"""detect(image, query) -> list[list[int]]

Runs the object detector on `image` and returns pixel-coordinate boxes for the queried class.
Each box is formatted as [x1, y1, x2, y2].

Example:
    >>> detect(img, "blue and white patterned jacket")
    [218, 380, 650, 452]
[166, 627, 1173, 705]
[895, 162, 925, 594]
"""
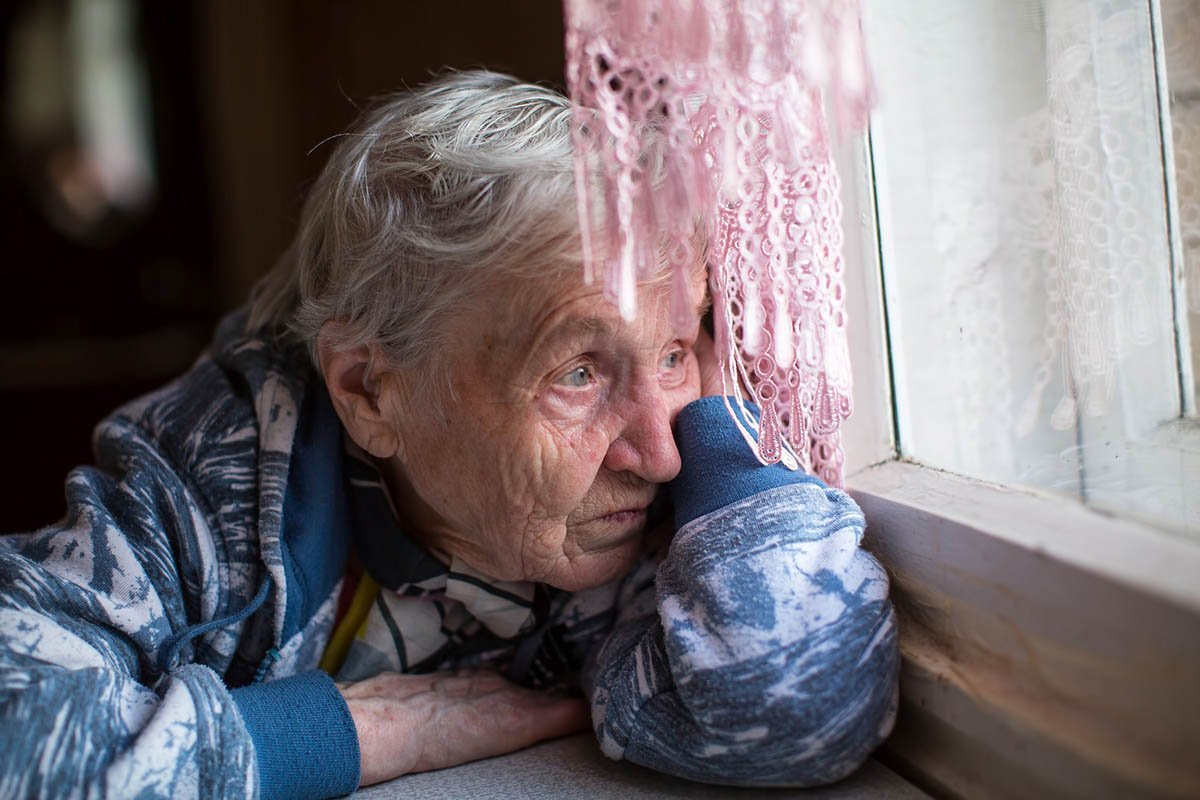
[0, 312, 898, 798]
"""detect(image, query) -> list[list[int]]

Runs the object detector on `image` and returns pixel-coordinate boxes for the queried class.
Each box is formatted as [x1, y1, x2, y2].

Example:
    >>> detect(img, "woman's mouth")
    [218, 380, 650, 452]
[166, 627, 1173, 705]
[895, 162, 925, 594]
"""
[574, 505, 653, 553]
[597, 507, 649, 526]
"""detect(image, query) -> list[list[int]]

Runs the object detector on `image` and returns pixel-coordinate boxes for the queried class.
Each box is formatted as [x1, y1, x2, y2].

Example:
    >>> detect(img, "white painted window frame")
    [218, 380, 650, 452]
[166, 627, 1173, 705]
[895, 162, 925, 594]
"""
[834, 115, 1200, 799]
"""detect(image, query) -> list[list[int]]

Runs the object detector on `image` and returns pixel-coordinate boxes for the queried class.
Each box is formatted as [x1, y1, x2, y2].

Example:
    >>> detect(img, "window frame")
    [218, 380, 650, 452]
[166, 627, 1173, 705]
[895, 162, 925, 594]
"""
[847, 460, 1200, 799]
[832, 15, 1200, 790]
[1154, 0, 1198, 417]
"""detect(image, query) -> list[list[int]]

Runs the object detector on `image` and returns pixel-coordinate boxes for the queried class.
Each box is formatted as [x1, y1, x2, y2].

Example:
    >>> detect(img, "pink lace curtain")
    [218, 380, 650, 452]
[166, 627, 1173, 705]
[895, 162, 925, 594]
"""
[564, 0, 872, 486]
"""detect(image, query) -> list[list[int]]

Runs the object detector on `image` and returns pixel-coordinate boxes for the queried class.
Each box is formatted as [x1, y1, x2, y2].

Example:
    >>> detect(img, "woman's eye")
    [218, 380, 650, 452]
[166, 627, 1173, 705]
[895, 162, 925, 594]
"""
[661, 350, 684, 371]
[556, 365, 594, 388]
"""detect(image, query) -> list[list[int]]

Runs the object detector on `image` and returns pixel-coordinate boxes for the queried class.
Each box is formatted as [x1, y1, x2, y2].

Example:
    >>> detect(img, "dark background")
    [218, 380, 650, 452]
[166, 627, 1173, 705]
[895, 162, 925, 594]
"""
[1, 0, 566, 531]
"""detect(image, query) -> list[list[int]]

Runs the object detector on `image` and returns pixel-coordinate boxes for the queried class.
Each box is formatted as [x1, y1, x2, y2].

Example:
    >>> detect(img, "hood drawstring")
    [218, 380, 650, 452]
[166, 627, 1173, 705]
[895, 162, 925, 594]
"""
[156, 576, 273, 675]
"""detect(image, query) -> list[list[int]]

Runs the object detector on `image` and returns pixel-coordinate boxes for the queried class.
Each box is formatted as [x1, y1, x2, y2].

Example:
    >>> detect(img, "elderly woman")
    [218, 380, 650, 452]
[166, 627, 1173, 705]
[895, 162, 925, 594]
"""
[0, 72, 898, 799]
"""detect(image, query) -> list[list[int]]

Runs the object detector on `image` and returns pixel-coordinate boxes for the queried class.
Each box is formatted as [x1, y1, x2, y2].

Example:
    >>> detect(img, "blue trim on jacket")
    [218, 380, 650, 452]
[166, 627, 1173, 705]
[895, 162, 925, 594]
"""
[670, 397, 825, 527]
[230, 671, 359, 800]
[230, 378, 358, 798]
[279, 380, 352, 642]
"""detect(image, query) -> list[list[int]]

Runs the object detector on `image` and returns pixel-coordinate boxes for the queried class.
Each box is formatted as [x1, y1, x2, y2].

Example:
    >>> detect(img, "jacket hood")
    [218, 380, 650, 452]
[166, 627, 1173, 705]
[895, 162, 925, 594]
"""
[207, 311, 322, 651]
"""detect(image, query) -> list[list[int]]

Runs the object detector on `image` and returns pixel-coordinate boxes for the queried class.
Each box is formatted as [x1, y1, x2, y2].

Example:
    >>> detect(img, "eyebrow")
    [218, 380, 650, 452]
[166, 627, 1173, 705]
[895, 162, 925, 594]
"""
[538, 315, 617, 345]
[528, 287, 711, 358]
[515, 315, 617, 379]
[544, 294, 710, 341]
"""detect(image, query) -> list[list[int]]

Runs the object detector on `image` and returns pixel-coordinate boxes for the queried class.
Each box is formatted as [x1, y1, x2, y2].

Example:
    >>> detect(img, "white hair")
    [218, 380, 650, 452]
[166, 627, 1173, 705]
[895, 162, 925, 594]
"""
[247, 70, 581, 396]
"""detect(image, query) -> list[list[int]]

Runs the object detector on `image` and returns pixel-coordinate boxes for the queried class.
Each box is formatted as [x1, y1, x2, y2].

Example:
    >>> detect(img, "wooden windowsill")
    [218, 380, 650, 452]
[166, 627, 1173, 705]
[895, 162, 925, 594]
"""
[848, 460, 1200, 799]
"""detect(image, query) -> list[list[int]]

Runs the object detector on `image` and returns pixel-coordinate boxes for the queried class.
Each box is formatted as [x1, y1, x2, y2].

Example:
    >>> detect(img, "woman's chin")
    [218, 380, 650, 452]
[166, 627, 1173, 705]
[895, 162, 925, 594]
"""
[546, 521, 649, 591]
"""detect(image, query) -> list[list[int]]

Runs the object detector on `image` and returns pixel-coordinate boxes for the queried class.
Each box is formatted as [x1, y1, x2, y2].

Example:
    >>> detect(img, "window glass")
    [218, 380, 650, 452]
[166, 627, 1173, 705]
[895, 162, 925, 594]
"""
[864, 0, 1197, 538]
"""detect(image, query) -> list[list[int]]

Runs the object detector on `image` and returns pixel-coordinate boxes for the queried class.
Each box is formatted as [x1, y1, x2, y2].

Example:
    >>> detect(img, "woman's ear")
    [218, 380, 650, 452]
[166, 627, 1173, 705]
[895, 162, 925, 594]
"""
[316, 323, 402, 460]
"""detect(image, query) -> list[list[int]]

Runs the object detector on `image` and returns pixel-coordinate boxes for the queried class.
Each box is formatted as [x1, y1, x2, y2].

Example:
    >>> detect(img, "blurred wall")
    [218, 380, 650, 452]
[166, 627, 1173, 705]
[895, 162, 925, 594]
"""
[199, 0, 567, 306]
[0, 0, 565, 531]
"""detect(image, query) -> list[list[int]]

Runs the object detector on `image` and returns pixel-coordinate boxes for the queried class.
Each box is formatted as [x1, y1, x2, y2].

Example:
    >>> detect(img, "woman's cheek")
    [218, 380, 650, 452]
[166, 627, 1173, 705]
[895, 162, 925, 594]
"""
[533, 416, 597, 481]
[535, 392, 612, 461]
[528, 419, 612, 507]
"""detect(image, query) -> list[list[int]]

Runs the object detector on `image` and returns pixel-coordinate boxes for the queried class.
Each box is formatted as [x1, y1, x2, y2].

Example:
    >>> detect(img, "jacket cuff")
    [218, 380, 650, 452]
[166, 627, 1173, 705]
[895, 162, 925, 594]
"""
[230, 670, 360, 800]
[669, 396, 824, 528]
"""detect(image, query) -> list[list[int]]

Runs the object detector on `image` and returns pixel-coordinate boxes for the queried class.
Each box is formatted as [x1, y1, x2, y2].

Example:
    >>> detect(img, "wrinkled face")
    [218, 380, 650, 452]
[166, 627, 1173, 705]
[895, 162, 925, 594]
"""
[380, 266, 706, 591]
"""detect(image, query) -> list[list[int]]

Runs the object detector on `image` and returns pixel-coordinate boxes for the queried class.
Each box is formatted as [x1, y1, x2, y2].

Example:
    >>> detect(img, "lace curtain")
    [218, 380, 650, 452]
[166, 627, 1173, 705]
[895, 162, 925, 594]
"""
[563, 0, 872, 486]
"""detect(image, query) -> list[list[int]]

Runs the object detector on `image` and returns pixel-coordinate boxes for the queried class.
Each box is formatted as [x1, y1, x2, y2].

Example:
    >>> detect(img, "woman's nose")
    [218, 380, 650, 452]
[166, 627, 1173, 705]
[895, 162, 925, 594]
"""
[602, 387, 683, 484]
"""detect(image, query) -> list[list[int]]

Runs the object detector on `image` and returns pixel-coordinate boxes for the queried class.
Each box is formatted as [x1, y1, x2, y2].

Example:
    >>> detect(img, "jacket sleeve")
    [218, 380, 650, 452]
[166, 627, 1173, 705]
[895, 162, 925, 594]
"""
[583, 396, 900, 786]
[0, 409, 356, 799]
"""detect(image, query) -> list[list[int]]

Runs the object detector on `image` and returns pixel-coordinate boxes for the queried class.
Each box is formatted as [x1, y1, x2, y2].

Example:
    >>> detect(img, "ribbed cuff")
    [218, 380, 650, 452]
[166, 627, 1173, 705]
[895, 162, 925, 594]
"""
[230, 670, 360, 800]
[669, 396, 824, 527]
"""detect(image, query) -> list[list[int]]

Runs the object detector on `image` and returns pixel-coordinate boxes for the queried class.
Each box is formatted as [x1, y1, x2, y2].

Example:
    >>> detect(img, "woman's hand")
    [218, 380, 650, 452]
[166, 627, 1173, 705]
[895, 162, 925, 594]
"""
[339, 670, 589, 787]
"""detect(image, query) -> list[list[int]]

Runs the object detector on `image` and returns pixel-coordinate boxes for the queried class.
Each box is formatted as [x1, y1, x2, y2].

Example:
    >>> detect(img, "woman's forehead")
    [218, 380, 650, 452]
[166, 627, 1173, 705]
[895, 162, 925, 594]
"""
[488, 278, 638, 353]
[454, 268, 701, 370]
[516, 265, 705, 337]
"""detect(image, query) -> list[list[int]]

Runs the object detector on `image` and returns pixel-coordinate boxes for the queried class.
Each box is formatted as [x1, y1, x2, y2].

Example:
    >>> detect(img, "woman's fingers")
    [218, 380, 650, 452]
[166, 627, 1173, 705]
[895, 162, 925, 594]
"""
[340, 670, 589, 787]
[695, 326, 755, 399]
[412, 675, 589, 772]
